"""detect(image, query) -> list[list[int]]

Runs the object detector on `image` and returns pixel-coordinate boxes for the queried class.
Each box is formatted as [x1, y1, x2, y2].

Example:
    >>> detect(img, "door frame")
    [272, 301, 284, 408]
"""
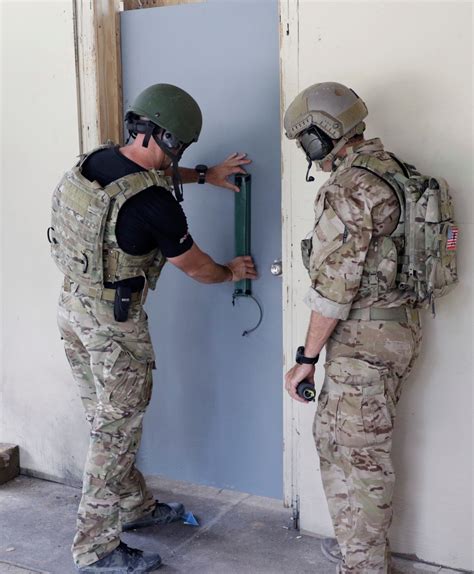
[279, 0, 301, 516]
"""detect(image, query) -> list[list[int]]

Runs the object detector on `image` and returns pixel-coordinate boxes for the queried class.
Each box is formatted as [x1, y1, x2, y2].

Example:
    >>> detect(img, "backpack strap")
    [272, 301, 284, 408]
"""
[387, 152, 420, 178]
[349, 154, 407, 238]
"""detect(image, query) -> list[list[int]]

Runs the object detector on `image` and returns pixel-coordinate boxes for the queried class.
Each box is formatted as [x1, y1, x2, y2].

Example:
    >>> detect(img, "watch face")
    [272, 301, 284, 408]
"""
[195, 164, 208, 173]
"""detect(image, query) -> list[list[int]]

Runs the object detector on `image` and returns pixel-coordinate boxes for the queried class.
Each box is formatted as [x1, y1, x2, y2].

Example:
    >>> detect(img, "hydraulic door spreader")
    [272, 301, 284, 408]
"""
[232, 173, 263, 336]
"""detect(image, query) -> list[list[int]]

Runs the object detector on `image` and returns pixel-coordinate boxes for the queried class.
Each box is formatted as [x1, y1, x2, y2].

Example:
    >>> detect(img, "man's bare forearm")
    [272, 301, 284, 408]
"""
[304, 310, 339, 358]
[187, 255, 232, 284]
[165, 166, 198, 184]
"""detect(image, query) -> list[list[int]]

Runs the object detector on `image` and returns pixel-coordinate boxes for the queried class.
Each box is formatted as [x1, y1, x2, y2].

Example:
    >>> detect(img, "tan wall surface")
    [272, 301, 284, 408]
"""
[0, 0, 88, 483]
[281, 0, 473, 570]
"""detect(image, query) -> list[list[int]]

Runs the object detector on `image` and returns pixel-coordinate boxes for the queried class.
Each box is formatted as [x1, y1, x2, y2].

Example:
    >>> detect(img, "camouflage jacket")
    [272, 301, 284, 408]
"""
[304, 138, 417, 320]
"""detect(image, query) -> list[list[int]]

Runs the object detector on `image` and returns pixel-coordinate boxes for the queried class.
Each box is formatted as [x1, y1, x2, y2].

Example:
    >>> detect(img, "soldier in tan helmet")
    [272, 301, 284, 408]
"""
[283, 82, 423, 573]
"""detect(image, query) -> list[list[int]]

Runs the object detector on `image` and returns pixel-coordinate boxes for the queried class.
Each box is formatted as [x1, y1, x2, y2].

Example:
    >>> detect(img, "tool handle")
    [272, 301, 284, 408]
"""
[234, 173, 251, 295]
[296, 380, 316, 402]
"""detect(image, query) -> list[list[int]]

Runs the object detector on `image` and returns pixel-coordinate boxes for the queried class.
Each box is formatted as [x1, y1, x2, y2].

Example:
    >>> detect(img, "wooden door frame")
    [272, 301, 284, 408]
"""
[73, 0, 201, 152]
[280, 0, 301, 516]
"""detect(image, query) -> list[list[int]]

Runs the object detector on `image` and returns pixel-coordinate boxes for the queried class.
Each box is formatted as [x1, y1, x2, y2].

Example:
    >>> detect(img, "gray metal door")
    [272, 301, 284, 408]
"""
[121, 0, 282, 498]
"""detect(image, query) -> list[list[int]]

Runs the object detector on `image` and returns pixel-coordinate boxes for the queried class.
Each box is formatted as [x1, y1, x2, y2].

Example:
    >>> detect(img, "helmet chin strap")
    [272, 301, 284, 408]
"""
[151, 131, 188, 203]
[127, 116, 187, 203]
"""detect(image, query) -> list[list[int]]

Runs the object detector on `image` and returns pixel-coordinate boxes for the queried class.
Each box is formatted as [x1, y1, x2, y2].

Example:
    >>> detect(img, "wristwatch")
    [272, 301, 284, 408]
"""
[295, 346, 319, 365]
[195, 164, 208, 185]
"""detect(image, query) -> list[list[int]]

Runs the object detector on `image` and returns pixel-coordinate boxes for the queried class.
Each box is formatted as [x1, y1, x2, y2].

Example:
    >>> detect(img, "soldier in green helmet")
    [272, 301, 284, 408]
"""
[283, 82, 457, 573]
[50, 83, 256, 573]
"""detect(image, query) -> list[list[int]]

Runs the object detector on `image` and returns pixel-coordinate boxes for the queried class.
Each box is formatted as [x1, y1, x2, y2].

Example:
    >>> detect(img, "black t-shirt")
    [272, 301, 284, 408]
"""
[81, 146, 193, 290]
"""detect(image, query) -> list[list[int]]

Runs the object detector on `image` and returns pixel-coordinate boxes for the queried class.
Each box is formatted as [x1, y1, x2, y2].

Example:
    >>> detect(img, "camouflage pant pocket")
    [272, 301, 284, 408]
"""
[325, 358, 393, 448]
[104, 341, 153, 411]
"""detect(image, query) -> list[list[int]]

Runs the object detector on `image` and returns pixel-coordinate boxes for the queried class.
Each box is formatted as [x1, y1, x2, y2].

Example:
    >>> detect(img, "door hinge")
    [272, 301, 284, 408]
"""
[290, 494, 300, 530]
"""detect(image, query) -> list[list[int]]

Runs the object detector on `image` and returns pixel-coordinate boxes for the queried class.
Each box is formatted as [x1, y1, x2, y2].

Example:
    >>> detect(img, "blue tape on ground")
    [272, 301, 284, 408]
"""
[183, 511, 199, 526]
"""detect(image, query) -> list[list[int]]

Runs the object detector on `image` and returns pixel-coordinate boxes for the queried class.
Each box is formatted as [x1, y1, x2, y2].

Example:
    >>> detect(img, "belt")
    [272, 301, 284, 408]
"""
[63, 277, 145, 303]
[347, 307, 408, 321]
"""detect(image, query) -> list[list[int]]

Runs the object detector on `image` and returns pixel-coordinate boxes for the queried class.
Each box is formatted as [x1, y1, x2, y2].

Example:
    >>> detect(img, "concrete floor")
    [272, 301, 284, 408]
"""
[0, 476, 465, 574]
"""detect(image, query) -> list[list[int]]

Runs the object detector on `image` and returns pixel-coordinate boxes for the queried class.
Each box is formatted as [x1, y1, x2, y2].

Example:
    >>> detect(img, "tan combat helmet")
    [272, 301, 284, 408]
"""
[284, 82, 368, 170]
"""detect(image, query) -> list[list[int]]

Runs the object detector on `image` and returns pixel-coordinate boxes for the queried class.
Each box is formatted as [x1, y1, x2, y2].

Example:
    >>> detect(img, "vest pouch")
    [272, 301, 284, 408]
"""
[426, 222, 459, 297]
[50, 171, 111, 289]
[421, 181, 458, 301]
[360, 236, 398, 298]
[145, 251, 167, 290]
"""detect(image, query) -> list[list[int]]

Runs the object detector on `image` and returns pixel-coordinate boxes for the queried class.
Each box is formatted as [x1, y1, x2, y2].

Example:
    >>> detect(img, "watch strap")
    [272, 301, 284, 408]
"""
[296, 346, 319, 365]
[195, 164, 208, 185]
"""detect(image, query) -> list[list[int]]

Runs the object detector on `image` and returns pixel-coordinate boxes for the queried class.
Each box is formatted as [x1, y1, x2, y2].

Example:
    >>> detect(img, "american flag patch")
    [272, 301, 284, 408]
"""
[446, 226, 459, 251]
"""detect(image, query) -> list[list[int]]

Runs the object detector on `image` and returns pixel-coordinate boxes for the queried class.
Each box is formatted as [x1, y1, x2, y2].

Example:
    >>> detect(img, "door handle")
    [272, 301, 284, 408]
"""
[270, 259, 283, 277]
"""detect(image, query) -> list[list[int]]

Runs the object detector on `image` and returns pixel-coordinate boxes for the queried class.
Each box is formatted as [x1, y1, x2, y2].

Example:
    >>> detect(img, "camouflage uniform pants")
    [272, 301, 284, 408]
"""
[314, 309, 422, 574]
[57, 283, 157, 567]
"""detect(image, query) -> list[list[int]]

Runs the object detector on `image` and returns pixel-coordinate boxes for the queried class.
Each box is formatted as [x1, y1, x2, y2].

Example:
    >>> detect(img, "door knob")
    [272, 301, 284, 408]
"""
[270, 259, 282, 276]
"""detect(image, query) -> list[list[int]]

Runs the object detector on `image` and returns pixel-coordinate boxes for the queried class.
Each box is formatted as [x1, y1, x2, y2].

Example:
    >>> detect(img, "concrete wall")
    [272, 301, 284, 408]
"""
[281, 1, 473, 570]
[0, 1, 88, 483]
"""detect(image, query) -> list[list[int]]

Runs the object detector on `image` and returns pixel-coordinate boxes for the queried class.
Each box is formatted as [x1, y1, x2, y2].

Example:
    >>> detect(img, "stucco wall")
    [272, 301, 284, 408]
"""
[0, 1, 88, 483]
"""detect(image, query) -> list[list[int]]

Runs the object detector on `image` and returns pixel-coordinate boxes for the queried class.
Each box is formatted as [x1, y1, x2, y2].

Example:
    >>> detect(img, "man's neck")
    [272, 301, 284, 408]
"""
[337, 136, 365, 160]
[119, 142, 161, 170]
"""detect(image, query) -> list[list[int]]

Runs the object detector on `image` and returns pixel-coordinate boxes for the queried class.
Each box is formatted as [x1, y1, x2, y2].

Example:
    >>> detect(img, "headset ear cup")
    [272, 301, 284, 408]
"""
[314, 128, 334, 159]
[299, 127, 334, 161]
[305, 136, 324, 161]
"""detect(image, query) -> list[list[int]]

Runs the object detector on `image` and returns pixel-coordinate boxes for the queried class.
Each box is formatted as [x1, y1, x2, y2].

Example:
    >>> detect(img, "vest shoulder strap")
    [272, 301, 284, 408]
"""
[104, 170, 173, 203]
[75, 146, 173, 202]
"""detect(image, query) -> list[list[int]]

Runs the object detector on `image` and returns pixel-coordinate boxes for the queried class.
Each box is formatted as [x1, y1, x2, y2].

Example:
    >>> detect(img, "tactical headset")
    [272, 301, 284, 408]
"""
[297, 126, 334, 182]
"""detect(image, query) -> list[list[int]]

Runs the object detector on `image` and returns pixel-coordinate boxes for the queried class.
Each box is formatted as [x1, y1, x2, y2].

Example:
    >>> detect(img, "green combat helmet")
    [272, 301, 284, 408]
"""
[125, 83, 203, 201]
[284, 82, 368, 177]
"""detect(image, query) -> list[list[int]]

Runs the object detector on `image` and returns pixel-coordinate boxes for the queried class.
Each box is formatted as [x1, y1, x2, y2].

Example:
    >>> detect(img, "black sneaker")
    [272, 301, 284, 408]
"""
[123, 501, 185, 532]
[321, 537, 342, 564]
[77, 542, 162, 573]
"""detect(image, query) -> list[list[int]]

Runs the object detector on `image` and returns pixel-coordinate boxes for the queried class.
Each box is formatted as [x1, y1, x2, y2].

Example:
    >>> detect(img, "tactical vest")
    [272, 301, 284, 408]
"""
[48, 144, 173, 294]
[302, 153, 459, 314]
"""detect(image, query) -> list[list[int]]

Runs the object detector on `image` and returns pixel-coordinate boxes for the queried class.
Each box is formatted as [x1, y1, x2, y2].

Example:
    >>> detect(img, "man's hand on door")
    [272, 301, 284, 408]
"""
[207, 152, 252, 192]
